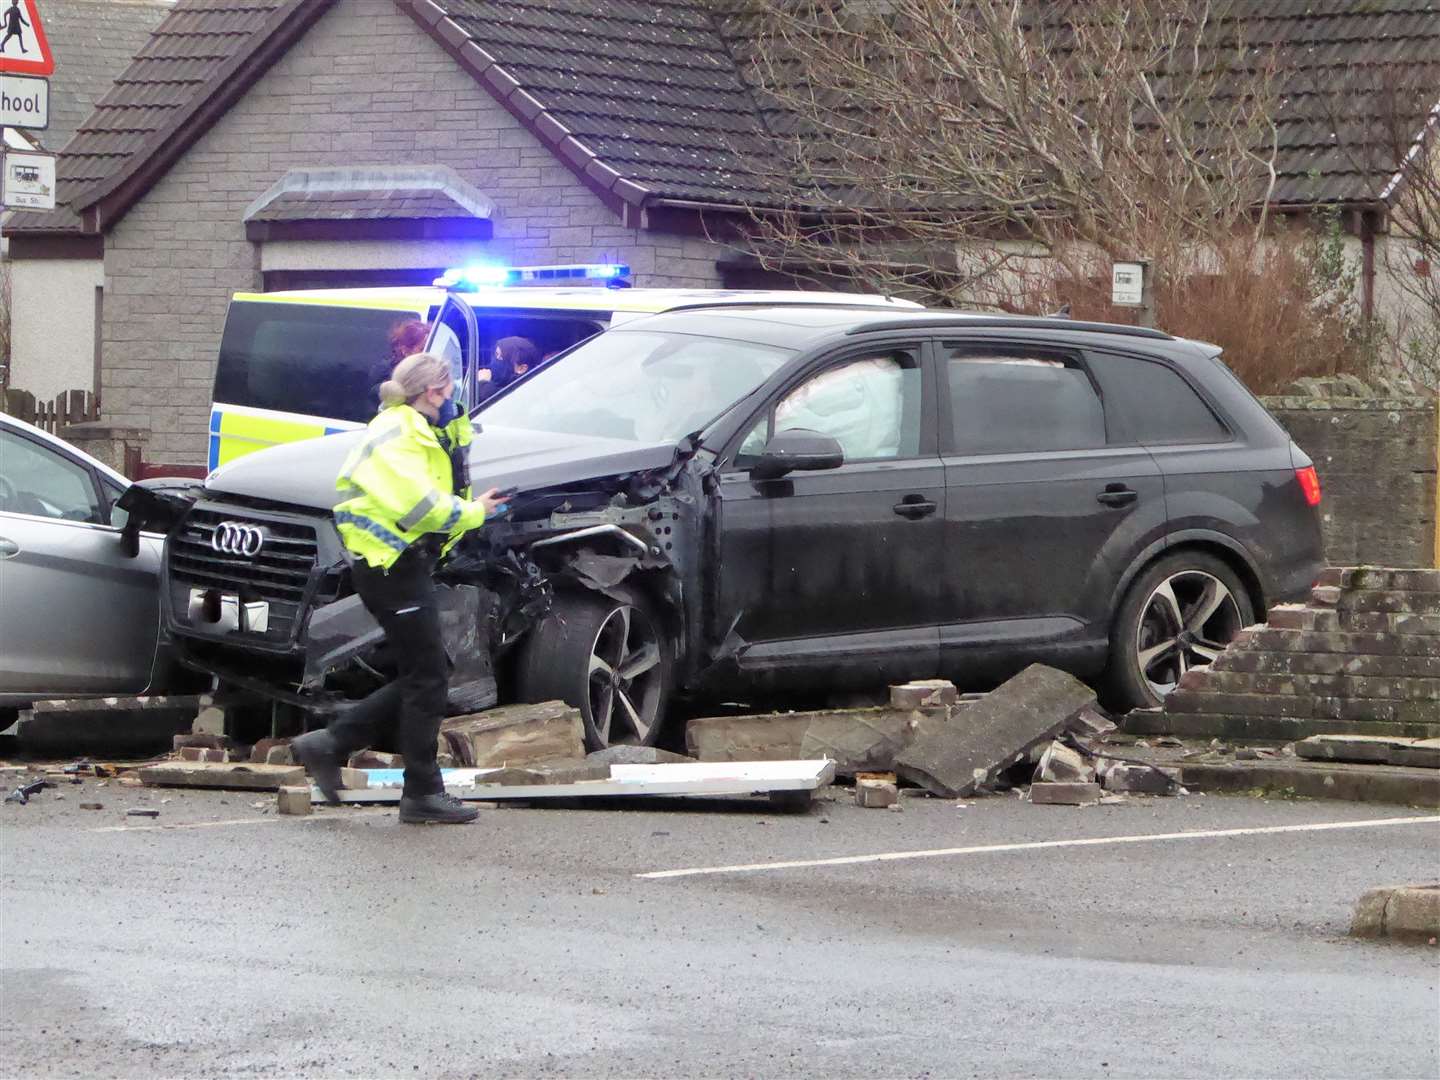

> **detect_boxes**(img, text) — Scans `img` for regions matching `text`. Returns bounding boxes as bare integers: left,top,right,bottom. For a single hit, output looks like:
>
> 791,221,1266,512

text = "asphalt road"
2,782,1437,1079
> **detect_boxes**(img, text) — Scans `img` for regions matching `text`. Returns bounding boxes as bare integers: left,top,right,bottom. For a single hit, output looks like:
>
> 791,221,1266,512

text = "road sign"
0,72,46,127
3,148,54,209
1111,262,1146,306
0,0,53,77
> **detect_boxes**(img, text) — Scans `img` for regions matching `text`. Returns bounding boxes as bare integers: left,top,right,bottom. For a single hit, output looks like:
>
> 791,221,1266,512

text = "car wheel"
1106,552,1255,711
515,589,671,749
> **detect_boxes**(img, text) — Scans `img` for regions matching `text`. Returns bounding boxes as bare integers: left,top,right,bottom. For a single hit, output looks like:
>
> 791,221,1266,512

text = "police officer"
292,352,504,824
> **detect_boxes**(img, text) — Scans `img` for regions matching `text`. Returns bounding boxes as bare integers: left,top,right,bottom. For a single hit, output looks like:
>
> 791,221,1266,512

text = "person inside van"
476,335,539,404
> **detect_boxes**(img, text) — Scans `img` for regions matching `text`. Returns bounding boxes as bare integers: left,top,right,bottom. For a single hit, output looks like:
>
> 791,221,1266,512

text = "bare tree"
1370,79,1440,389
723,0,1279,299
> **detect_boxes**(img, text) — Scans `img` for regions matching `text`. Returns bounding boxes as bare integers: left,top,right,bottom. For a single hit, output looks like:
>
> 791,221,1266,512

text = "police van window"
943,344,1105,455
213,302,411,424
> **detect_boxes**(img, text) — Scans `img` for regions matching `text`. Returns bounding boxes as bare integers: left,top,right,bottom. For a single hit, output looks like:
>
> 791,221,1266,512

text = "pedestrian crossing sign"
0,0,52,78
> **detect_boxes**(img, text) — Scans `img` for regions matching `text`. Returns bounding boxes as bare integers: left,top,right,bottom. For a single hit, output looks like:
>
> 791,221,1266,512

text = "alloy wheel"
1134,570,1244,698
586,603,665,745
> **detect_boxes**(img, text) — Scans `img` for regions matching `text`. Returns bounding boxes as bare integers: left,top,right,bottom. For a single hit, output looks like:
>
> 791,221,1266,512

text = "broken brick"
1103,763,1180,795
1036,741,1096,784
1028,782,1102,805
889,680,960,710
276,786,312,815
855,779,899,808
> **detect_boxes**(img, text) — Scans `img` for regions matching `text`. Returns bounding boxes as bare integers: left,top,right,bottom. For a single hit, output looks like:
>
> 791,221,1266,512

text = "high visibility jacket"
333,403,485,569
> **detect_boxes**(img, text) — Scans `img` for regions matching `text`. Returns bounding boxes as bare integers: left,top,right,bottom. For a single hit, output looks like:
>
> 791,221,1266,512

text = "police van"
207,263,921,471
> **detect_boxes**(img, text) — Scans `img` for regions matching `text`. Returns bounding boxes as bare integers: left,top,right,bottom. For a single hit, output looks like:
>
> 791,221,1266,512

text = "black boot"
291,729,345,805
398,792,479,825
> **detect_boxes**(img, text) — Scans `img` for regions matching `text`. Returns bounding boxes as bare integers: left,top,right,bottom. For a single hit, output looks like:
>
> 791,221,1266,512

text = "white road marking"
637,814,1440,880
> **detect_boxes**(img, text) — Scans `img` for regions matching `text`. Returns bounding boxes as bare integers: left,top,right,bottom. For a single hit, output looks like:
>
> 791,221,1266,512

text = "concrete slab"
894,665,1096,798
686,706,949,775
1350,883,1440,942
439,701,584,768
137,761,306,791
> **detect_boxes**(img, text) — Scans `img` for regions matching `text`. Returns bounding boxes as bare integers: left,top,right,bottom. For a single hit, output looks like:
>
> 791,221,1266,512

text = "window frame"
936,337,1111,458
1081,346,1237,447
720,338,936,471
0,426,115,529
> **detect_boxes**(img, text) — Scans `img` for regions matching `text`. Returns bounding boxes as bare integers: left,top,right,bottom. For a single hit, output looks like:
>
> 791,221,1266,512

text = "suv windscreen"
213,301,415,424
479,331,793,443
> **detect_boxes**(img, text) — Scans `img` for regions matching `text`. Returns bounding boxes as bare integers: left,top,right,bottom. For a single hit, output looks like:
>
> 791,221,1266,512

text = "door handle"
893,497,937,520
1096,485,1138,508
0,536,19,559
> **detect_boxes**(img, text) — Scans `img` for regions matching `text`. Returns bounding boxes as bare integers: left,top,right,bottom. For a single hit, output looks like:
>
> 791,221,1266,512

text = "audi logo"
211,521,267,558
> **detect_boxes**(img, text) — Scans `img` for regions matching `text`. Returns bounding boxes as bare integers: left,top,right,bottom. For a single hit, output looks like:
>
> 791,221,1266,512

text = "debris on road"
79,802,104,810
888,680,961,710
1036,741,1096,784
137,760,306,791
125,808,160,818
1028,781,1102,806
855,778,899,808
439,701,586,768
687,691,963,775
276,786,313,816
1351,883,1440,943
585,745,694,766
5,779,49,805
317,758,836,808
895,665,1097,798
1102,763,1182,796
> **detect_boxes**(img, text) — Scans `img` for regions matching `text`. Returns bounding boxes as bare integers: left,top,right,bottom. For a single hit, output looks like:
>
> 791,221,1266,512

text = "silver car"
0,414,166,706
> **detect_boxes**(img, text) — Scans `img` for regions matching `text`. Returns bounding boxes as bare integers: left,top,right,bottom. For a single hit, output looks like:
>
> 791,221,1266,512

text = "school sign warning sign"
0,0,53,78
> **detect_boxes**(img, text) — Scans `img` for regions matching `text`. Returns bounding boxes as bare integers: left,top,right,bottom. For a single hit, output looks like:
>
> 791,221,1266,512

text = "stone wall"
1261,377,1437,569
100,0,727,463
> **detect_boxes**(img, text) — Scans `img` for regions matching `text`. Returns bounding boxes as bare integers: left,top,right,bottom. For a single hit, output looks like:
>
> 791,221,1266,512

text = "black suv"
147,306,1324,748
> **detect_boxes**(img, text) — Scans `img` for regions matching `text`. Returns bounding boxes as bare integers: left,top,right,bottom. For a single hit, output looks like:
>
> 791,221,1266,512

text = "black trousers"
325,546,449,798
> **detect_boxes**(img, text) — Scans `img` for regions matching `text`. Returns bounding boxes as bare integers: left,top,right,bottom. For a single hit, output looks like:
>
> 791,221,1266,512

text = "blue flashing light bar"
435,263,632,290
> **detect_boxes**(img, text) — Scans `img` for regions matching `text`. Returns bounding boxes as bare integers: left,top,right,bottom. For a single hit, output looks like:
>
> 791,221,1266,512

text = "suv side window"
943,344,1105,455
737,350,922,464
1086,351,1229,444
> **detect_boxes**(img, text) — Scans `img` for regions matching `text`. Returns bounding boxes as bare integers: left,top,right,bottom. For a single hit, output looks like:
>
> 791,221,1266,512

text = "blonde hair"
380,352,451,407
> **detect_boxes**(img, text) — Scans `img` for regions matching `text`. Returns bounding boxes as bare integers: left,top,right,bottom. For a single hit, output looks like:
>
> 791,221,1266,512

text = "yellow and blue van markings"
208,404,359,471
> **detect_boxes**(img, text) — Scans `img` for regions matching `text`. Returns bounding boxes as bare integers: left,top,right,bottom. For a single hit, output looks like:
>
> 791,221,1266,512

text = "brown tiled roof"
7,0,330,233
16,0,1440,236
15,0,172,154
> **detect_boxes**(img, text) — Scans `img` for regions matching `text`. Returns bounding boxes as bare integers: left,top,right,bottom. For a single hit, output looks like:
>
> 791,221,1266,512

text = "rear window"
1086,352,1229,444
213,301,415,424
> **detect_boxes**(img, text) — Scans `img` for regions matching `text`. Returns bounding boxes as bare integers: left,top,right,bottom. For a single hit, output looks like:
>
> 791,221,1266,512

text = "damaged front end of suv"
121,423,717,747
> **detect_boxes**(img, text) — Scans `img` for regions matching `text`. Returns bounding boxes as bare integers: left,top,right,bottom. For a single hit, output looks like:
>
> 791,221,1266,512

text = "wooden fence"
1,387,100,434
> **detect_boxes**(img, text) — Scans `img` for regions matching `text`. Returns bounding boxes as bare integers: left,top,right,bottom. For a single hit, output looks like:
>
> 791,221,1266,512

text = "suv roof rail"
846,315,1174,340
650,299,918,315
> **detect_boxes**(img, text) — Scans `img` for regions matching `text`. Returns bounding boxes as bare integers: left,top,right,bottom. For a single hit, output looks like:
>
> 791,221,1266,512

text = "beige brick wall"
102,0,725,462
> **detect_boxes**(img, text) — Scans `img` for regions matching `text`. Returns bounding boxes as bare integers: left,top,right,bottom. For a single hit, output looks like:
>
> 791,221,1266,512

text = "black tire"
515,588,672,750
1105,551,1255,711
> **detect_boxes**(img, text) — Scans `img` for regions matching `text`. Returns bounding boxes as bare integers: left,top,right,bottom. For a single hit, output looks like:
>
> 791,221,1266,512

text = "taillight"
1296,465,1321,506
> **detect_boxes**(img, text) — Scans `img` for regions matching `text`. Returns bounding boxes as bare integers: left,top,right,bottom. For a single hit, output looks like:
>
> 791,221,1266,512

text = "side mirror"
751,428,844,481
